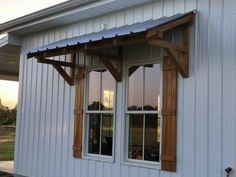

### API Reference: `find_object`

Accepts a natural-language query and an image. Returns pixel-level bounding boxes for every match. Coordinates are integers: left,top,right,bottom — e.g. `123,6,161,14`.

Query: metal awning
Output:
27,11,195,85
28,11,194,55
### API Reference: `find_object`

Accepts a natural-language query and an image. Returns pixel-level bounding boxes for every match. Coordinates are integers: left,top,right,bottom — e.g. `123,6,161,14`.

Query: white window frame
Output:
82,66,116,162
122,59,162,169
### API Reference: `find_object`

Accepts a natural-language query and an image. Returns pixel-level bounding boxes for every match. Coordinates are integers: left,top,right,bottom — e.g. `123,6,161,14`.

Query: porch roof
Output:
27,11,195,85
28,11,194,57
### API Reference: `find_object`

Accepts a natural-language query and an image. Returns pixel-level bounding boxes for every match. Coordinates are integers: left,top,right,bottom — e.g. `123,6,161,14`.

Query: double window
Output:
85,69,115,157
84,63,161,164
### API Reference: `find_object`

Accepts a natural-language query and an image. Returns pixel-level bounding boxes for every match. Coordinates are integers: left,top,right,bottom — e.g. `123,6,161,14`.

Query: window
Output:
85,69,115,157
125,63,161,163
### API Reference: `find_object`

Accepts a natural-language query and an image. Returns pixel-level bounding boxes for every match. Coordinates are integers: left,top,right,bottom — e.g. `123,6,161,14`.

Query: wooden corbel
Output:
148,26,190,78
146,13,194,39
147,13,194,78
83,48,122,82
36,53,76,85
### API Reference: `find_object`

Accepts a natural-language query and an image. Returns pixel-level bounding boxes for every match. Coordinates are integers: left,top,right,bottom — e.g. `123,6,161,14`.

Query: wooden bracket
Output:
83,48,122,82
84,49,121,61
36,54,76,85
146,13,194,39
148,26,190,78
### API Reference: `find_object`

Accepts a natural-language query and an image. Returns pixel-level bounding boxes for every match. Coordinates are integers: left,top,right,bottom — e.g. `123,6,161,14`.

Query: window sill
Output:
82,153,114,163
122,159,161,170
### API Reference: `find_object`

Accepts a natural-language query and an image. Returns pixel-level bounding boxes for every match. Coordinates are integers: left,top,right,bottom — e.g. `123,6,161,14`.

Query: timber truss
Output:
27,12,195,85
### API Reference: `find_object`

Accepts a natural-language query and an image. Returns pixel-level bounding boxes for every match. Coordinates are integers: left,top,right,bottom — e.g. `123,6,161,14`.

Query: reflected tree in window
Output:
86,69,115,156
127,63,161,162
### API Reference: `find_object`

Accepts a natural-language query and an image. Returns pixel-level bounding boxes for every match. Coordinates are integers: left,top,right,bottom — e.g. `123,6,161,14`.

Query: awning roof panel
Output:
29,11,195,54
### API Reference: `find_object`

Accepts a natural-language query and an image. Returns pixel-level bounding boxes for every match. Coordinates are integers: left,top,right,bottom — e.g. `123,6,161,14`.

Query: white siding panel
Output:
222,1,236,176
96,162,104,177
15,0,236,177
194,1,209,176
152,1,163,20
134,6,143,23
173,0,185,14
13,41,26,174
163,0,174,16
43,31,55,177
32,34,43,177
208,1,223,177
143,4,153,21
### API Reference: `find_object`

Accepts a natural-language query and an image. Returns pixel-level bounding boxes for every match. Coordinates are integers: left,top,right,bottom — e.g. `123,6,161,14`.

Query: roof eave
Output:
0,0,154,35
0,0,100,34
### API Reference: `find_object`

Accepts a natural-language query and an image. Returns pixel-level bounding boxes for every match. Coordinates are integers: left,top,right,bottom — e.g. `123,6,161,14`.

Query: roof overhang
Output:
0,0,154,35
27,11,195,85
0,34,21,81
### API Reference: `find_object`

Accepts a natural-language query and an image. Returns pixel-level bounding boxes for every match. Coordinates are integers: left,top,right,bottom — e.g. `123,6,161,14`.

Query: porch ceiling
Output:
0,36,21,81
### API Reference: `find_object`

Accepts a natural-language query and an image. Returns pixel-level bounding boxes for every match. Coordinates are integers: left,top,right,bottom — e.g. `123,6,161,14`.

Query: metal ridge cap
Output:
0,0,100,33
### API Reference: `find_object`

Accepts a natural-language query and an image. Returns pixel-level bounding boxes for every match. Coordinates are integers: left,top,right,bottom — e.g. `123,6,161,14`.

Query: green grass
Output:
0,127,15,161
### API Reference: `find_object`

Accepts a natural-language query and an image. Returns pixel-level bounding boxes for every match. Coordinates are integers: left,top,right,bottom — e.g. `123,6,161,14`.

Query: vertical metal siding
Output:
14,0,236,177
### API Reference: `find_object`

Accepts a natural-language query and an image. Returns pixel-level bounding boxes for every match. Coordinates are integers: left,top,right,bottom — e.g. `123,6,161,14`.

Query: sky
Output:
0,0,66,108
0,0,67,23
0,80,19,108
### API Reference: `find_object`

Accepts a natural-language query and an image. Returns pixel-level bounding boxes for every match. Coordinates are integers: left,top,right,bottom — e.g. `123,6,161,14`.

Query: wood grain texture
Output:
73,68,85,158
161,56,177,172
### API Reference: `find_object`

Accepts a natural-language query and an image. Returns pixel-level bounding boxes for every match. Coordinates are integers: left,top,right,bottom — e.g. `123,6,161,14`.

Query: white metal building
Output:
0,0,235,177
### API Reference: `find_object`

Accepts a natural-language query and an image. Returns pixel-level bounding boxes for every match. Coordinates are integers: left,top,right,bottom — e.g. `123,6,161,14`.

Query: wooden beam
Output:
37,57,75,67
148,39,188,53
69,53,76,84
117,46,123,78
53,63,74,85
27,45,85,59
99,58,122,82
165,48,188,78
82,47,123,82
113,32,146,45
146,13,195,39
27,32,147,59
128,65,140,77
84,49,121,61
0,70,18,77
183,27,189,67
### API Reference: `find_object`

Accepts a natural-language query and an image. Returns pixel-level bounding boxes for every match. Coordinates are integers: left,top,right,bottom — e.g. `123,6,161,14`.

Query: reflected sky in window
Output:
128,64,161,111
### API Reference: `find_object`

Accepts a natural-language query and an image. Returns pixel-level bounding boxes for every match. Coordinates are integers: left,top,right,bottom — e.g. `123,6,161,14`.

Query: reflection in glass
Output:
88,114,101,154
101,114,113,155
128,114,160,162
128,66,143,111
88,114,113,156
144,114,160,162
128,114,143,160
101,71,115,110
144,64,161,111
88,71,101,110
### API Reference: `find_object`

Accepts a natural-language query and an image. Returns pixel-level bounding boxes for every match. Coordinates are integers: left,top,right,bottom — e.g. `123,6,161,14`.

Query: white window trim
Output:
82,66,116,163
121,59,163,169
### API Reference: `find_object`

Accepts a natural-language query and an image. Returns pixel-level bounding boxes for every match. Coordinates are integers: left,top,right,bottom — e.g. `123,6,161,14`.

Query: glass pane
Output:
128,66,143,111
144,64,161,111
128,114,143,160
101,70,115,110
88,71,101,110
144,114,160,162
101,114,113,156
88,114,101,154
